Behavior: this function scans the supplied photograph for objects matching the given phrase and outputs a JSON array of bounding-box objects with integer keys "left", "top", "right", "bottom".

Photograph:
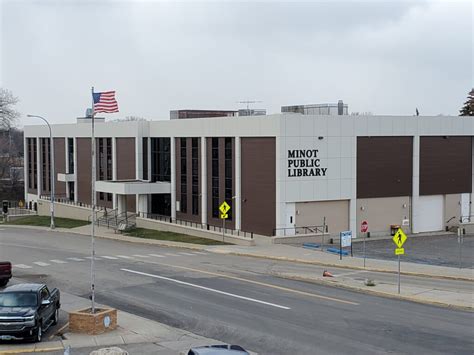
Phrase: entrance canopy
[{"left": 95, "top": 179, "right": 171, "bottom": 195}]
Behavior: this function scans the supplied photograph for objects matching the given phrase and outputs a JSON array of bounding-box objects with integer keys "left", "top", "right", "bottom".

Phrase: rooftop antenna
[{"left": 236, "top": 100, "right": 262, "bottom": 116}]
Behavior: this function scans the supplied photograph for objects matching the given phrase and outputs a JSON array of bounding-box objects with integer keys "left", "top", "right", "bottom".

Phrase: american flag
[{"left": 93, "top": 91, "right": 119, "bottom": 113}]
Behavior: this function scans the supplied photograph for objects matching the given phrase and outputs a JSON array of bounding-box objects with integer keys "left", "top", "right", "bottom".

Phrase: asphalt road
[
  {"left": 0, "top": 227, "right": 473, "bottom": 355},
  {"left": 350, "top": 234, "right": 474, "bottom": 269}
]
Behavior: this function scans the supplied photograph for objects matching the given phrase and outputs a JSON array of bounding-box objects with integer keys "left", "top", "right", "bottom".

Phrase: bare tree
[
  {"left": 0, "top": 88, "right": 20, "bottom": 130},
  {"left": 111, "top": 115, "right": 147, "bottom": 122}
]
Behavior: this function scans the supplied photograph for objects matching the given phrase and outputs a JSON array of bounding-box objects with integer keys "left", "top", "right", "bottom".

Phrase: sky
[{"left": 0, "top": 0, "right": 472, "bottom": 125}]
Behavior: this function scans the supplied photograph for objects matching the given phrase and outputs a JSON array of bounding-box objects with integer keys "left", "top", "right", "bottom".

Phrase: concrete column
[
  {"left": 36, "top": 137, "right": 42, "bottom": 199},
  {"left": 349, "top": 136, "right": 357, "bottom": 236},
  {"left": 112, "top": 137, "right": 117, "bottom": 209},
  {"left": 412, "top": 135, "right": 420, "bottom": 233},
  {"left": 23, "top": 136, "right": 28, "bottom": 202},
  {"left": 471, "top": 137, "right": 474, "bottom": 219},
  {"left": 65, "top": 138, "right": 69, "bottom": 199},
  {"left": 201, "top": 137, "right": 207, "bottom": 226},
  {"left": 235, "top": 136, "right": 241, "bottom": 230},
  {"left": 138, "top": 194, "right": 148, "bottom": 215},
  {"left": 135, "top": 135, "right": 143, "bottom": 211},
  {"left": 73, "top": 137, "right": 78, "bottom": 202},
  {"left": 117, "top": 195, "right": 126, "bottom": 214},
  {"left": 170, "top": 136, "right": 176, "bottom": 221}
]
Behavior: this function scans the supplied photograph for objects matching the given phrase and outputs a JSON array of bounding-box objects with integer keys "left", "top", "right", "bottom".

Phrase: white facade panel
[{"left": 417, "top": 195, "right": 444, "bottom": 232}]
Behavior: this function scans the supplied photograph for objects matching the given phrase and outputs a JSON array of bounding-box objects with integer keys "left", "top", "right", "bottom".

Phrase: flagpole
[{"left": 90, "top": 86, "right": 96, "bottom": 314}]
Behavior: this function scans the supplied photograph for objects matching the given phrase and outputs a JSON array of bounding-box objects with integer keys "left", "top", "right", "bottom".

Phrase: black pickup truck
[{"left": 0, "top": 284, "right": 60, "bottom": 342}]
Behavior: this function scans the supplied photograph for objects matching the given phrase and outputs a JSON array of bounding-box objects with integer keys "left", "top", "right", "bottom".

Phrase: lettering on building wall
[{"left": 287, "top": 149, "right": 327, "bottom": 177}]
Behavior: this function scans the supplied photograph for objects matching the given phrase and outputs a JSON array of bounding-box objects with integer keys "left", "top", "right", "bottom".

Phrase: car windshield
[{"left": 0, "top": 292, "right": 37, "bottom": 307}]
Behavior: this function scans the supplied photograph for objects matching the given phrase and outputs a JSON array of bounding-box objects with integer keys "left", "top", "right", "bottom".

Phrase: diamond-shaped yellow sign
[
  {"left": 219, "top": 201, "right": 230, "bottom": 214},
  {"left": 392, "top": 228, "right": 407, "bottom": 248}
]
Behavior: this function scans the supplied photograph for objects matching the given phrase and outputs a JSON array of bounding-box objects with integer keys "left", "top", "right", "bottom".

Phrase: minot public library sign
[{"left": 287, "top": 149, "right": 328, "bottom": 177}]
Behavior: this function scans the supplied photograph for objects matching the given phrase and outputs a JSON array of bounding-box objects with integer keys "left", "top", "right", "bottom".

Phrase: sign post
[
  {"left": 219, "top": 201, "right": 231, "bottom": 242},
  {"left": 360, "top": 220, "right": 368, "bottom": 268},
  {"left": 340, "top": 231, "right": 352, "bottom": 260},
  {"left": 392, "top": 228, "right": 407, "bottom": 294}
]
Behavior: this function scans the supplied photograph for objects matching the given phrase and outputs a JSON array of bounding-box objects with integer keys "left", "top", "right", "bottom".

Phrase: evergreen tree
[{"left": 459, "top": 88, "right": 474, "bottom": 116}]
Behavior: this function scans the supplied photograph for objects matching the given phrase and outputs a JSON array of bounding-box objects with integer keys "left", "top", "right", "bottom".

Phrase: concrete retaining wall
[
  {"left": 136, "top": 217, "right": 255, "bottom": 246},
  {"left": 461, "top": 223, "right": 474, "bottom": 234},
  {"left": 272, "top": 234, "right": 330, "bottom": 245},
  {"left": 37, "top": 199, "right": 92, "bottom": 221}
]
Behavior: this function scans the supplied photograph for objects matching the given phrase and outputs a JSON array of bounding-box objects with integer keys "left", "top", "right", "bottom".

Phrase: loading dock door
[{"left": 417, "top": 195, "right": 444, "bottom": 232}]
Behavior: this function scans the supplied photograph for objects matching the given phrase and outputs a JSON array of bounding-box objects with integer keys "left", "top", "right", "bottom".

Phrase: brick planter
[{"left": 69, "top": 308, "right": 117, "bottom": 335}]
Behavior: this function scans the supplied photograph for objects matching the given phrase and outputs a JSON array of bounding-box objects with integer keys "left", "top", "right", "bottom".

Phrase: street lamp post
[{"left": 27, "top": 115, "right": 55, "bottom": 229}]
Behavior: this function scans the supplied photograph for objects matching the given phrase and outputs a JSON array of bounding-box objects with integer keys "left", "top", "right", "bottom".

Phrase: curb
[
  {"left": 0, "top": 346, "right": 64, "bottom": 354},
  {"left": 217, "top": 251, "right": 474, "bottom": 282},
  {"left": 274, "top": 273, "right": 474, "bottom": 312}
]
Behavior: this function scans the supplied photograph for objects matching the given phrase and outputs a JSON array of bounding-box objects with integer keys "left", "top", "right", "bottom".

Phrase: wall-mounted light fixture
[
  {"left": 318, "top": 136, "right": 324, "bottom": 140},
  {"left": 402, "top": 204, "right": 407, "bottom": 209},
  {"left": 360, "top": 206, "right": 365, "bottom": 211}
]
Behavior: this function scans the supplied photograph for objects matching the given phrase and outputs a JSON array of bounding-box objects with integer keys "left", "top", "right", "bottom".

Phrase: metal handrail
[{"left": 273, "top": 225, "right": 327, "bottom": 237}]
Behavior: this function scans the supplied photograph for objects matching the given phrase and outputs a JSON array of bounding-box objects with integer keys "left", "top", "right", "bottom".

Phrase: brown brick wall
[
  {"left": 241, "top": 137, "right": 275, "bottom": 236},
  {"left": 116, "top": 138, "right": 136, "bottom": 212}
]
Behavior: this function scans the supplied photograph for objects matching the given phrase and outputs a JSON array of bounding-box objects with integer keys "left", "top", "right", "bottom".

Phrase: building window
[
  {"left": 67, "top": 138, "right": 74, "bottom": 174},
  {"left": 68, "top": 182, "right": 74, "bottom": 201},
  {"left": 106, "top": 138, "right": 112, "bottom": 180},
  {"left": 142, "top": 137, "right": 148, "bottom": 180},
  {"left": 225, "top": 138, "right": 232, "bottom": 220},
  {"left": 41, "top": 138, "right": 50, "bottom": 192},
  {"left": 32, "top": 139, "right": 37, "bottom": 189},
  {"left": 98, "top": 138, "right": 104, "bottom": 201},
  {"left": 212, "top": 138, "right": 219, "bottom": 218},
  {"left": 191, "top": 138, "right": 199, "bottom": 215},
  {"left": 151, "top": 138, "right": 171, "bottom": 182},
  {"left": 180, "top": 138, "right": 187, "bottom": 214},
  {"left": 27, "top": 139, "right": 33, "bottom": 189}
]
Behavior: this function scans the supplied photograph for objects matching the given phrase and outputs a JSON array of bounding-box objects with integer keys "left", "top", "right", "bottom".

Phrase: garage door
[{"left": 418, "top": 195, "right": 444, "bottom": 232}]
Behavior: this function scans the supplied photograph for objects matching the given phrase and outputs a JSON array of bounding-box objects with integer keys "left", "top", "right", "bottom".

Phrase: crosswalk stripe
[
  {"left": 14, "top": 264, "right": 32, "bottom": 269},
  {"left": 116, "top": 255, "right": 133, "bottom": 259},
  {"left": 178, "top": 252, "right": 195, "bottom": 256},
  {"left": 50, "top": 260, "right": 67, "bottom": 264},
  {"left": 67, "top": 258, "right": 85, "bottom": 262},
  {"left": 101, "top": 256, "right": 118, "bottom": 260},
  {"left": 33, "top": 261, "right": 50, "bottom": 267},
  {"left": 132, "top": 254, "right": 149, "bottom": 258},
  {"left": 149, "top": 254, "right": 165, "bottom": 258}
]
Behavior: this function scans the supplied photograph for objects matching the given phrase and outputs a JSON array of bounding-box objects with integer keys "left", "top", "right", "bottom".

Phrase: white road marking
[
  {"left": 50, "top": 259, "right": 67, "bottom": 264},
  {"left": 33, "top": 261, "right": 50, "bottom": 267},
  {"left": 116, "top": 255, "right": 133, "bottom": 259},
  {"left": 165, "top": 253, "right": 180, "bottom": 257},
  {"left": 178, "top": 252, "right": 195, "bottom": 256},
  {"left": 101, "top": 256, "right": 118, "bottom": 260},
  {"left": 85, "top": 256, "right": 102, "bottom": 260},
  {"left": 192, "top": 251, "right": 208, "bottom": 255},
  {"left": 335, "top": 271, "right": 368, "bottom": 277},
  {"left": 149, "top": 254, "right": 165, "bottom": 258},
  {"left": 121, "top": 268, "right": 291, "bottom": 310},
  {"left": 132, "top": 254, "right": 149, "bottom": 258},
  {"left": 67, "top": 257, "right": 85, "bottom": 262},
  {"left": 14, "top": 264, "right": 32, "bottom": 269}
]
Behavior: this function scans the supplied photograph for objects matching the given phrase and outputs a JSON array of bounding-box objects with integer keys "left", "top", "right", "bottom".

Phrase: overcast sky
[{"left": 1, "top": 0, "right": 472, "bottom": 125}]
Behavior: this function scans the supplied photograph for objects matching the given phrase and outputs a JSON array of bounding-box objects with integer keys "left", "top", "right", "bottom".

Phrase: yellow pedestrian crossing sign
[
  {"left": 395, "top": 248, "right": 405, "bottom": 255},
  {"left": 392, "top": 228, "right": 407, "bottom": 248},
  {"left": 219, "top": 201, "right": 230, "bottom": 214}
]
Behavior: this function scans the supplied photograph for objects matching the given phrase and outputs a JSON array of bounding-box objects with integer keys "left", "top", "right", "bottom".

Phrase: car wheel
[
  {"left": 52, "top": 308, "right": 59, "bottom": 326},
  {"left": 0, "top": 279, "right": 8, "bottom": 287},
  {"left": 35, "top": 323, "right": 42, "bottom": 343}
]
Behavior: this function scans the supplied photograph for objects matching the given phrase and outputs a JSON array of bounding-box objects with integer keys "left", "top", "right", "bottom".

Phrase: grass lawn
[
  {"left": 126, "top": 228, "right": 231, "bottom": 245},
  {"left": 5, "top": 215, "right": 90, "bottom": 229}
]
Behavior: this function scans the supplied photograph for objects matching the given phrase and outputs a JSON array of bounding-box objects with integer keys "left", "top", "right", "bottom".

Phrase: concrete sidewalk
[
  {"left": 207, "top": 244, "right": 474, "bottom": 281},
  {"left": 0, "top": 291, "right": 241, "bottom": 355}
]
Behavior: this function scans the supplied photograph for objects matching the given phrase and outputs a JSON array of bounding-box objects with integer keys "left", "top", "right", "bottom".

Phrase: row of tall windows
[
  {"left": 191, "top": 138, "right": 199, "bottom": 215},
  {"left": 27, "top": 138, "right": 37, "bottom": 189},
  {"left": 151, "top": 138, "right": 171, "bottom": 182},
  {"left": 41, "top": 138, "right": 51, "bottom": 192},
  {"left": 98, "top": 138, "right": 112, "bottom": 202},
  {"left": 211, "top": 138, "right": 219, "bottom": 218},
  {"left": 224, "top": 138, "right": 233, "bottom": 220},
  {"left": 180, "top": 138, "right": 187, "bottom": 213},
  {"left": 67, "top": 138, "right": 74, "bottom": 174}
]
